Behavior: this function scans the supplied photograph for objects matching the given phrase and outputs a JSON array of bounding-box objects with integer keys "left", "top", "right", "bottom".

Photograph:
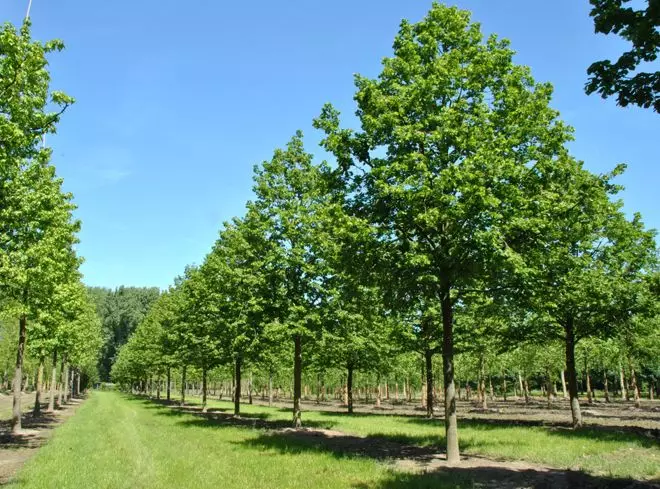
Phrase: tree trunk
[
  {"left": 425, "top": 349, "right": 434, "bottom": 418},
  {"left": 518, "top": 372, "right": 525, "bottom": 402},
  {"left": 166, "top": 367, "right": 171, "bottom": 401},
  {"left": 201, "top": 368, "right": 208, "bottom": 413},
  {"left": 629, "top": 361, "right": 641, "bottom": 408},
  {"left": 76, "top": 369, "right": 81, "bottom": 397},
  {"left": 292, "top": 335, "right": 302, "bottom": 428},
  {"left": 604, "top": 373, "right": 610, "bottom": 403},
  {"left": 441, "top": 284, "right": 460, "bottom": 465},
  {"left": 268, "top": 370, "right": 273, "bottom": 407},
  {"left": 181, "top": 365, "right": 187, "bottom": 405},
  {"left": 546, "top": 370, "right": 552, "bottom": 408},
  {"left": 479, "top": 355, "right": 487, "bottom": 410},
  {"left": 347, "top": 364, "right": 354, "bottom": 414},
  {"left": 375, "top": 373, "right": 382, "bottom": 408},
  {"left": 561, "top": 370, "right": 568, "bottom": 400},
  {"left": 33, "top": 357, "right": 44, "bottom": 416},
  {"left": 248, "top": 370, "right": 253, "bottom": 405},
  {"left": 63, "top": 359, "right": 70, "bottom": 404},
  {"left": 502, "top": 374, "right": 507, "bottom": 402},
  {"left": 619, "top": 364, "right": 627, "bottom": 400},
  {"left": 421, "top": 360, "right": 427, "bottom": 409},
  {"left": 234, "top": 356, "right": 242, "bottom": 416},
  {"left": 47, "top": 351, "right": 57, "bottom": 412},
  {"left": 395, "top": 382, "right": 399, "bottom": 401},
  {"left": 11, "top": 314, "right": 28, "bottom": 433},
  {"left": 565, "top": 317, "right": 582, "bottom": 428}
]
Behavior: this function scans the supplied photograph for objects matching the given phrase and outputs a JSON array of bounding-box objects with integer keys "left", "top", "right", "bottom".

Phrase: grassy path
[{"left": 6, "top": 392, "right": 660, "bottom": 489}]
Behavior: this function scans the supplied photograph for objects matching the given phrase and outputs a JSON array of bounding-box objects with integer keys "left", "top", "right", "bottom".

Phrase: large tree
[{"left": 315, "top": 3, "right": 576, "bottom": 463}]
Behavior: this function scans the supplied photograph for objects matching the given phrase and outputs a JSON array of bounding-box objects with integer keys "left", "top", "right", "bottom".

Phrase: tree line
[
  {"left": 0, "top": 21, "right": 103, "bottom": 432},
  {"left": 112, "top": 4, "right": 659, "bottom": 465}
]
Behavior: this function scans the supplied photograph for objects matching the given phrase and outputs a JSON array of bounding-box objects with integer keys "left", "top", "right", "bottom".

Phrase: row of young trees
[
  {"left": 112, "top": 4, "right": 659, "bottom": 464},
  {"left": 0, "top": 21, "right": 103, "bottom": 432}
]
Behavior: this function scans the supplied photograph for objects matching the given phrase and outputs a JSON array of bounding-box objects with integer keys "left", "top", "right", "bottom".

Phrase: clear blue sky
[{"left": 2, "top": 0, "right": 658, "bottom": 289}]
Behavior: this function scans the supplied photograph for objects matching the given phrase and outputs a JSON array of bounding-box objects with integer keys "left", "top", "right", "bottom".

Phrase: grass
[
  {"left": 6, "top": 391, "right": 659, "bottom": 489},
  {"left": 184, "top": 395, "right": 660, "bottom": 479}
]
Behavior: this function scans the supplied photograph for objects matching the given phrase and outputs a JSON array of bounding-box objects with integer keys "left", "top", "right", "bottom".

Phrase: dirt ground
[{"left": 0, "top": 395, "right": 82, "bottom": 485}]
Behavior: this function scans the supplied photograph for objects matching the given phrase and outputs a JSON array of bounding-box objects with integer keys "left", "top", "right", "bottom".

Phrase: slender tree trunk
[
  {"left": 518, "top": 372, "right": 525, "bottom": 402},
  {"left": 395, "top": 382, "right": 399, "bottom": 401},
  {"left": 248, "top": 370, "right": 253, "bottom": 405},
  {"left": 201, "top": 368, "right": 208, "bottom": 413},
  {"left": 619, "top": 364, "right": 627, "bottom": 400},
  {"left": 565, "top": 317, "right": 582, "bottom": 428},
  {"left": 76, "top": 369, "right": 81, "bottom": 397},
  {"left": 64, "top": 359, "right": 70, "bottom": 403},
  {"left": 166, "top": 368, "right": 171, "bottom": 401},
  {"left": 292, "top": 335, "right": 302, "bottom": 428},
  {"left": 11, "top": 314, "right": 28, "bottom": 433},
  {"left": 375, "top": 373, "right": 382, "bottom": 408},
  {"left": 546, "top": 370, "right": 552, "bottom": 408},
  {"left": 33, "top": 357, "right": 44, "bottom": 416},
  {"left": 561, "top": 370, "right": 568, "bottom": 400},
  {"left": 234, "top": 356, "right": 242, "bottom": 416},
  {"left": 181, "top": 365, "right": 187, "bottom": 405},
  {"left": 425, "top": 349, "right": 434, "bottom": 418},
  {"left": 502, "top": 374, "right": 507, "bottom": 402},
  {"left": 47, "top": 351, "right": 57, "bottom": 412},
  {"left": 604, "top": 373, "right": 610, "bottom": 403},
  {"left": 57, "top": 356, "right": 65, "bottom": 407},
  {"left": 268, "top": 370, "right": 273, "bottom": 407},
  {"left": 441, "top": 285, "right": 460, "bottom": 465},
  {"left": 585, "top": 352, "right": 593, "bottom": 405},
  {"left": 629, "top": 361, "right": 641, "bottom": 408},
  {"left": 479, "top": 355, "right": 487, "bottom": 409},
  {"left": 347, "top": 364, "right": 354, "bottom": 414},
  {"left": 421, "top": 360, "right": 427, "bottom": 409}
]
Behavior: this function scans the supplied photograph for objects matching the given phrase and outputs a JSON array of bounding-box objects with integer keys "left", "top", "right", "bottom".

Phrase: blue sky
[{"left": 2, "top": 0, "right": 658, "bottom": 289}]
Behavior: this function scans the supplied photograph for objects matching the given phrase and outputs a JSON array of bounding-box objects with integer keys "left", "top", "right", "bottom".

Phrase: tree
[
  {"left": 586, "top": 0, "right": 660, "bottom": 112},
  {"left": 315, "top": 3, "right": 575, "bottom": 463},
  {"left": 251, "top": 132, "right": 329, "bottom": 428}
]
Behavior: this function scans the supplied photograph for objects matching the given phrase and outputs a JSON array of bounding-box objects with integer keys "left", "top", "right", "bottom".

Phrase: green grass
[
  {"left": 6, "top": 392, "right": 659, "bottom": 489},
  {"left": 188, "top": 395, "right": 660, "bottom": 479}
]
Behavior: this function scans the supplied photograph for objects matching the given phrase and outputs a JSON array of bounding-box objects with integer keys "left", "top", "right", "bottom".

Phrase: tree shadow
[
  {"left": 0, "top": 411, "right": 61, "bottom": 450},
  {"left": 355, "top": 467, "right": 660, "bottom": 489},
  {"left": 403, "top": 417, "right": 659, "bottom": 447}
]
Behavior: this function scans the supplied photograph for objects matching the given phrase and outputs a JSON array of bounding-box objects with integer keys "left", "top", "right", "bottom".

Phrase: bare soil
[{"left": 0, "top": 396, "right": 83, "bottom": 485}]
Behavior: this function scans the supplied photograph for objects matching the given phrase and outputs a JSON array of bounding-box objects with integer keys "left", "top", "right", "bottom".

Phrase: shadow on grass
[
  {"left": 132, "top": 395, "right": 336, "bottom": 431},
  {"left": 404, "top": 416, "right": 660, "bottom": 447},
  {"left": 0, "top": 410, "right": 61, "bottom": 450},
  {"left": 354, "top": 466, "right": 660, "bottom": 489}
]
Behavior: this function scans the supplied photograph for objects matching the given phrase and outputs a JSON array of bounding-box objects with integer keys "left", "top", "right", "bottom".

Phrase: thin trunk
[
  {"left": 166, "top": 367, "right": 171, "bottom": 401},
  {"left": 441, "top": 284, "right": 460, "bottom": 465},
  {"left": 347, "top": 364, "right": 354, "bottom": 414},
  {"left": 234, "top": 356, "right": 242, "bottom": 416},
  {"left": 248, "top": 371, "right": 253, "bottom": 405},
  {"left": 63, "top": 359, "right": 70, "bottom": 404},
  {"left": 33, "top": 357, "right": 44, "bottom": 416},
  {"left": 565, "top": 317, "right": 582, "bottom": 428},
  {"left": 268, "top": 370, "right": 273, "bottom": 407},
  {"left": 181, "top": 365, "right": 187, "bottom": 405},
  {"left": 502, "top": 374, "right": 507, "bottom": 402},
  {"left": 47, "top": 351, "right": 57, "bottom": 412},
  {"left": 201, "top": 368, "right": 208, "bottom": 413},
  {"left": 604, "top": 373, "right": 610, "bottom": 403},
  {"left": 292, "top": 335, "right": 302, "bottom": 428},
  {"left": 561, "top": 370, "right": 568, "bottom": 400},
  {"left": 524, "top": 379, "right": 530, "bottom": 404},
  {"left": 375, "top": 374, "right": 382, "bottom": 408},
  {"left": 629, "top": 361, "right": 641, "bottom": 408},
  {"left": 425, "top": 349, "right": 434, "bottom": 418},
  {"left": 11, "top": 314, "right": 27, "bottom": 433},
  {"left": 619, "top": 364, "right": 627, "bottom": 400},
  {"left": 546, "top": 370, "right": 552, "bottom": 408},
  {"left": 395, "top": 382, "right": 399, "bottom": 401},
  {"left": 479, "top": 355, "right": 487, "bottom": 410},
  {"left": 518, "top": 372, "right": 525, "bottom": 402},
  {"left": 586, "top": 371, "right": 593, "bottom": 404},
  {"left": 57, "top": 356, "right": 64, "bottom": 407},
  {"left": 421, "top": 360, "right": 427, "bottom": 409}
]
